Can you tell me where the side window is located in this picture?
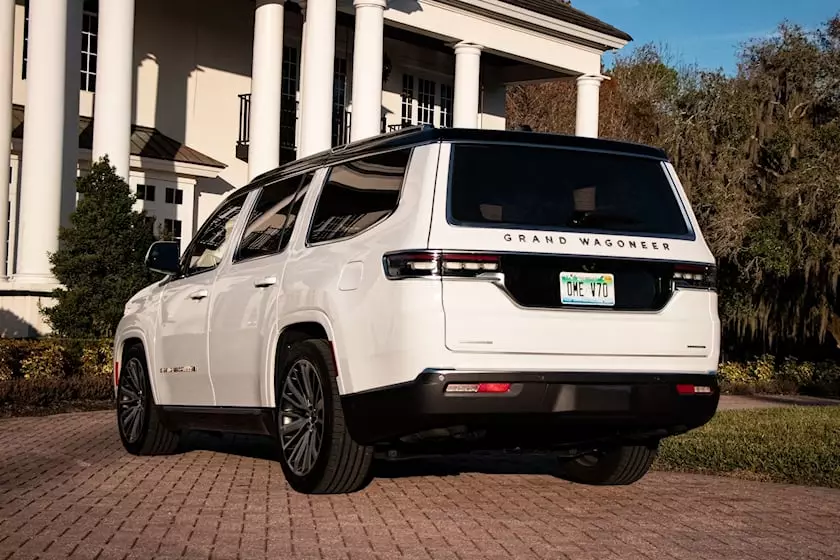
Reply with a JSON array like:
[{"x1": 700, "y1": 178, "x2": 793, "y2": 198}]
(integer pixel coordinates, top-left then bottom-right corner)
[
  {"x1": 235, "y1": 172, "x2": 315, "y2": 262},
  {"x1": 181, "y1": 194, "x2": 247, "y2": 277},
  {"x1": 307, "y1": 149, "x2": 411, "y2": 244}
]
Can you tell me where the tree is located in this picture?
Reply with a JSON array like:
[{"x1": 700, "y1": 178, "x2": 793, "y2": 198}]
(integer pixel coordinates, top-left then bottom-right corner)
[{"x1": 42, "y1": 157, "x2": 160, "y2": 339}]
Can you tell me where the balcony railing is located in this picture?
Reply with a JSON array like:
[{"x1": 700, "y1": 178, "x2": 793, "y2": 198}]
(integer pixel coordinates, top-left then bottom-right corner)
[
  {"x1": 236, "y1": 93, "x2": 299, "y2": 164},
  {"x1": 237, "y1": 93, "x2": 392, "y2": 163},
  {"x1": 387, "y1": 122, "x2": 414, "y2": 133},
  {"x1": 236, "y1": 93, "x2": 250, "y2": 161}
]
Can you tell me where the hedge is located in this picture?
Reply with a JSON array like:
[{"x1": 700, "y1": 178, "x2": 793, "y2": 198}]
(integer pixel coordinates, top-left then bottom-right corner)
[
  {"x1": 717, "y1": 355, "x2": 840, "y2": 398},
  {"x1": 0, "y1": 338, "x2": 114, "y2": 414},
  {"x1": 1, "y1": 338, "x2": 838, "y2": 415}
]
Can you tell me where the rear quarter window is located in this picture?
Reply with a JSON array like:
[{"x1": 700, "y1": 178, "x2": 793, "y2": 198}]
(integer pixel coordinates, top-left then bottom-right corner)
[
  {"x1": 307, "y1": 148, "x2": 411, "y2": 244},
  {"x1": 447, "y1": 144, "x2": 692, "y2": 238}
]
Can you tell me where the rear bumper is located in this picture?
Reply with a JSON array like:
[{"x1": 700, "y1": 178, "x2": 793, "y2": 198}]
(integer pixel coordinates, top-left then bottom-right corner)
[{"x1": 341, "y1": 370, "x2": 719, "y2": 447}]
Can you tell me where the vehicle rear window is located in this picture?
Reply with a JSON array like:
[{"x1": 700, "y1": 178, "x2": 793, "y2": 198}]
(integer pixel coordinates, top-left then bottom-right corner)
[{"x1": 447, "y1": 144, "x2": 691, "y2": 237}]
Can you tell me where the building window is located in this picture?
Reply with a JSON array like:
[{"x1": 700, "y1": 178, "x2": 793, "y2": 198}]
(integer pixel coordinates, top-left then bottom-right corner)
[
  {"x1": 417, "y1": 79, "x2": 436, "y2": 125},
  {"x1": 163, "y1": 219, "x2": 182, "y2": 244},
  {"x1": 22, "y1": 0, "x2": 99, "y2": 91},
  {"x1": 21, "y1": 2, "x2": 29, "y2": 80},
  {"x1": 165, "y1": 187, "x2": 183, "y2": 205},
  {"x1": 400, "y1": 75, "x2": 414, "y2": 126},
  {"x1": 281, "y1": 45, "x2": 299, "y2": 161},
  {"x1": 307, "y1": 149, "x2": 411, "y2": 245},
  {"x1": 136, "y1": 184, "x2": 156, "y2": 202},
  {"x1": 440, "y1": 84, "x2": 454, "y2": 128},
  {"x1": 332, "y1": 57, "x2": 348, "y2": 147},
  {"x1": 400, "y1": 74, "x2": 452, "y2": 128},
  {"x1": 80, "y1": 2, "x2": 98, "y2": 92}
]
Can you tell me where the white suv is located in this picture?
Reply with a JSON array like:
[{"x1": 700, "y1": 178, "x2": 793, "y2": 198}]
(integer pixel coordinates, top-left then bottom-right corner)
[{"x1": 113, "y1": 126, "x2": 720, "y2": 494}]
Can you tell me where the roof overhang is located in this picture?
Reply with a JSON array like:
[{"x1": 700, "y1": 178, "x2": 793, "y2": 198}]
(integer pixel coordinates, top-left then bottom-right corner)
[
  {"x1": 337, "y1": 0, "x2": 612, "y2": 77},
  {"x1": 440, "y1": 0, "x2": 631, "y2": 50}
]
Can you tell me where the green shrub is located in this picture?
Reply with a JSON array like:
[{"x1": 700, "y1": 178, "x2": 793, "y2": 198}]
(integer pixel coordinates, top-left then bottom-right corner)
[
  {"x1": 718, "y1": 361, "x2": 752, "y2": 384},
  {"x1": 748, "y1": 354, "x2": 776, "y2": 382},
  {"x1": 718, "y1": 355, "x2": 776, "y2": 384},
  {"x1": 81, "y1": 339, "x2": 113, "y2": 379},
  {"x1": 0, "y1": 339, "x2": 29, "y2": 381},
  {"x1": 810, "y1": 362, "x2": 840, "y2": 396},
  {"x1": 19, "y1": 340, "x2": 74, "y2": 380},
  {"x1": 717, "y1": 355, "x2": 840, "y2": 397},
  {"x1": 778, "y1": 357, "x2": 816, "y2": 385},
  {"x1": 0, "y1": 338, "x2": 112, "y2": 382}
]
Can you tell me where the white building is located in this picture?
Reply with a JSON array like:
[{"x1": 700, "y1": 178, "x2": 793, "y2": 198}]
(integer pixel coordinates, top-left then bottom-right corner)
[{"x1": 0, "y1": 0, "x2": 630, "y2": 336}]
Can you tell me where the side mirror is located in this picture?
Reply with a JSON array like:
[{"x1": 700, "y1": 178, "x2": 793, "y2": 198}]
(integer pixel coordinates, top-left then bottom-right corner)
[{"x1": 145, "y1": 241, "x2": 181, "y2": 276}]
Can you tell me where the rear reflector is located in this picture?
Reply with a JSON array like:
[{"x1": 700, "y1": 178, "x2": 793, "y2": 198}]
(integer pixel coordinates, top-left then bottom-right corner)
[
  {"x1": 114, "y1": 361, "x2": 120, "y2": 386},
  {"x1": 676, "y1": 384, "x2": 713, "y2": 395},
  {"x1": 446, "y1": 382, "x2": 511, "y2": 394}
]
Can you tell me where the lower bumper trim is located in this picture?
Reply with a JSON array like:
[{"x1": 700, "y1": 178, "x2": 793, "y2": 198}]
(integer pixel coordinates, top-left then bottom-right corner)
[{"x1": 341, "y1": 370, "x2": 719, "y2": 447}]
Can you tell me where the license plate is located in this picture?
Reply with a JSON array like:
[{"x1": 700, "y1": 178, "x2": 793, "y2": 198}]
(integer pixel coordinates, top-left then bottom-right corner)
[{"x1": 560, "y1": 272, "x2": 615, "y2": 306}]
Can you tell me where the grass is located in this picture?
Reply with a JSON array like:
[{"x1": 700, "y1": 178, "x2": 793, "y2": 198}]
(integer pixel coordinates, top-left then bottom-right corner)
[{"x1": 655, "y1": 406, "x2": 840, "y2": 488}]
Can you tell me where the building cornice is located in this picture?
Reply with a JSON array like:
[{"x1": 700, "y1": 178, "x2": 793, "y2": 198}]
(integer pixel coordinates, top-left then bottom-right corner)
[{"x1": 431, "y1": 0, "x2": 630, "y2": 51}]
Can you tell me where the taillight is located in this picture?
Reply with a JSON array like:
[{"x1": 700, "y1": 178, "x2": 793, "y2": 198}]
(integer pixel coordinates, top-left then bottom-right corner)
[
  {"x1": 384, "y1": 251, "x2": 501, "y2": 279},
  {"x1": 672, "y1": 263, "x2": 717, "y2": 291}
]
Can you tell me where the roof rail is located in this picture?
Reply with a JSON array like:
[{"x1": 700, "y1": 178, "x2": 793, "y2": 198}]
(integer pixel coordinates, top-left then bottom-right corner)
[{"x1": 329, "y1": 124, "x2": 427, "y2": 155}]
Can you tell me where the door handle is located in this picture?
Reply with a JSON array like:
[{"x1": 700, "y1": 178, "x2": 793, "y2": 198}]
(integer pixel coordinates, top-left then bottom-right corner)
[
  {"x1": 254, "y1": 276, "x2": 277, "y2": 288},
  {"x1": 189, "y1": 289, "x2": 209, "y2": 300}
]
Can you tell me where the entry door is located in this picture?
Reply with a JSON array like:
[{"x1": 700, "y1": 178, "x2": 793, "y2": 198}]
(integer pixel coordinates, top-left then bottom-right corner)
[
  {"x1": 153, "y1": 193, "x2": 248, "y2": 406},
  {"x1": 208, "y1": 172, "x2": 315, "y2": 407}
]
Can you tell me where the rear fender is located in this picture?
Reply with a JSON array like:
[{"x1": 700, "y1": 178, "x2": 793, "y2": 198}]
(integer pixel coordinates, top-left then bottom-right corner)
[{"x1": 264, "y1": 311, "x2": 341, "y2": 407}]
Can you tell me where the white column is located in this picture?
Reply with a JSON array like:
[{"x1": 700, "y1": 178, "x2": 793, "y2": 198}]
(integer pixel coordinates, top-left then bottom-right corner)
[
  {"x1": 349, "y1": 0, "x2": 385, "y2": 142},
  {"x1": 248, "y1": 0, "x2": 285, "y2": 180},
  {"x1": 298, "y1": 0, "x2": 335, "y2": 157},
  {"x1": 92, "y1": 0, "x2": 135, "y2": 180},
  {"x1": 0, "y1": 0, "x2": 15, "y2": 278},
  {"x1": 575, "y1": 74, "x2": 603, "y2": 138},
  {"x1": 453, "y1": 42, "x2": 482, "y2": 128},
  {"x1": 17, "y1": 0, "x2": 82, "y2": 283}
]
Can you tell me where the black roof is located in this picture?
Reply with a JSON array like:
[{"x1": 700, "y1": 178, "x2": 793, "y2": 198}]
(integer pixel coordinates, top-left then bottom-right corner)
[
  {"x1": 432, "y1": 0, "x2": 632, "y2": 47},
  {"x1": 12, "y1": 104, "x2": 226, "y2": 169},
  {"x1": 248, "y1": 126, "x2": 668, "y2": 190},
  {"x1": 498, "y1": 0, "x2": 632, "y2": 41}
]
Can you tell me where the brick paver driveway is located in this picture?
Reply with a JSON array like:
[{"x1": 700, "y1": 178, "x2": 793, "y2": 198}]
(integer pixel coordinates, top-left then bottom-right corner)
[{"x1": 1, "y1": 411, "x2": 839, "y2": 560}]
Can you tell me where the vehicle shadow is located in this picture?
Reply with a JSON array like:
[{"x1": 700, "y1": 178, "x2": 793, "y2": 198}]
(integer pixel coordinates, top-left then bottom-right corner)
[
  {"x1": 176, "y1": 431, "x2": 564, "y2": 479},
  {"x1": 177, "y1": 430, "x2": 280, "y2": 462},
  {"x1": 373, "y1": 452, "x2": 563, "y2": 479}
]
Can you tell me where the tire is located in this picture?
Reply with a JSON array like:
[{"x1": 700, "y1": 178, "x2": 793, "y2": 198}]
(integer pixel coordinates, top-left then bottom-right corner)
[
  {"x1": 556, "y1": 443, "x2": 658, "y2": 486},
  {"x1": 116, "y1": 344, "x2": 180, "y2": 456},
  {"x1": 275, "y1": 339, "x2": 373, "y2": 494}
]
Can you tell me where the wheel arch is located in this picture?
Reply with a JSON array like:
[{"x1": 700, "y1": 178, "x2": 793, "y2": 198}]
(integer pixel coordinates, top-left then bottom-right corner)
[
  {"x1": 264, "y1": 312, "x2": 344, "y2": 407},
  {"x1": 116, "y1": 331, "x2": 157, "y2": 402}
]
